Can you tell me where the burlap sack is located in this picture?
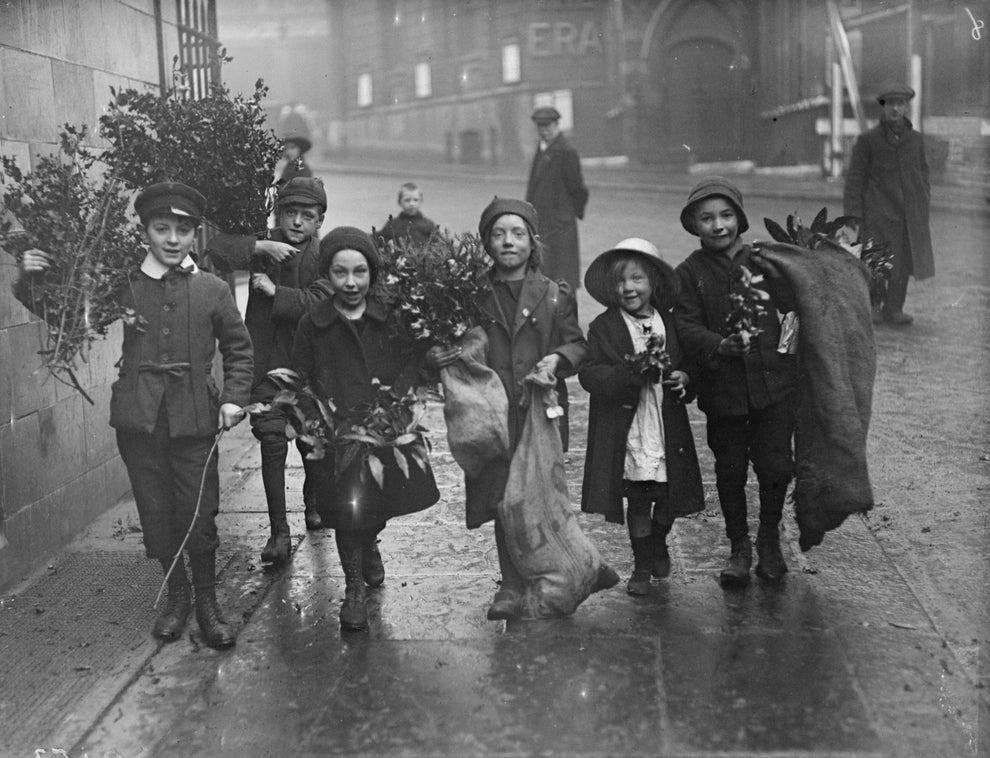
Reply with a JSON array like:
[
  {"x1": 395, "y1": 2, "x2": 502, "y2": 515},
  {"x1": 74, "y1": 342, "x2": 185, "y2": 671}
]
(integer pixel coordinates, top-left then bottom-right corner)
[{"x1": 499, "y1": 377, "x2": 619, "y2": 618}]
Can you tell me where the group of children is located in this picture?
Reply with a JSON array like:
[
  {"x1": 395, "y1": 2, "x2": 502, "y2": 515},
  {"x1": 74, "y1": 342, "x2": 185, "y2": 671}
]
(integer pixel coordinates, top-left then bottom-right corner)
[{"x1": 12, "y1": 169, "x2": 796, "y2": 645}]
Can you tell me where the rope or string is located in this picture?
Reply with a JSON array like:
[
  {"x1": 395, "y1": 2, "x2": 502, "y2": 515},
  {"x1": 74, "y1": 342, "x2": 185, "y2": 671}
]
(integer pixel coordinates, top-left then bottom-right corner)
[{"x1": 153, "y1": 427, "x2": 226, "y2": 608}]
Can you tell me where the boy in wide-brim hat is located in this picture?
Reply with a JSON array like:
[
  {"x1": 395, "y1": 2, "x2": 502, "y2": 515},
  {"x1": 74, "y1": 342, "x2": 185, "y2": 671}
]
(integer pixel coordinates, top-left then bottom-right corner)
[{"x1": 14, "y1": 181, "x2": 253, "y2": 649}]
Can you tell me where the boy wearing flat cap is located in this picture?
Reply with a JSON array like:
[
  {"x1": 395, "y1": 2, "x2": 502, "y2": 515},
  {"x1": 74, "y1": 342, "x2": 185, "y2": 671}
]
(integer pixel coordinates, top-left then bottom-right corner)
[
  {"x1": 673, "y1": 177, "x2": 797, "y2": 588},
  {"x1": 525, "y1": 106, "x2": 589, "y2": 289},
  {"x1": 14, "y1": 182, "x2": 253, "y2": 649},
  {"x1": 844, "y1": 82, "x2": 934, "y2": 326},
  {"x1": 206, "y1": 176, "x2": 332, "y2": 565}
]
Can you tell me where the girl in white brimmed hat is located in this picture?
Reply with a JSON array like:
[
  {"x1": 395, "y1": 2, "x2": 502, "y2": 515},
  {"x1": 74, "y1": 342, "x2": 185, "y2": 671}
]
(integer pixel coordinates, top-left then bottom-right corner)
[{"x1": 578, "y1": 239, "x2": 705, "y2": 595}]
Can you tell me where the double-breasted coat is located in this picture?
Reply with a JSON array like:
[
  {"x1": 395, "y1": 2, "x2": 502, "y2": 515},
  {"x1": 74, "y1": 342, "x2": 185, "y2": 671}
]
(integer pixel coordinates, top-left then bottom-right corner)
[
  {"x1": 463, "y1": 269, "x2": 587, "y2": 528},
  {"x1": 290, "y1": 297, "x2": 438, "y2": 530},
  {"x1": 579, "y1": 307, "x2": 704, "y2": 524},
  {"x1": 843, "y1": 119, "x2": 934, "y2": 280},
  {"x1": 525, "y1": 134, "x2": 589, "y2": 288}
]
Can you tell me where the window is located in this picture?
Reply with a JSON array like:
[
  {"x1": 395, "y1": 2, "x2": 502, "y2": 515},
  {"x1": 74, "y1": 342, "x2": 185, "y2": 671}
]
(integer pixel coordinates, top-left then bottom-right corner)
[
  {"x1": 502, "y1": 43, "x2": 521, "y2": 84},
  {"x1": 357, "y1": 73, "x2": 373, "y2": 107},
  {"x1": 174, "y1": 0, "x2": 219, "y2": 99},
  {"x1": 415, "y1": 62, "x2": 432, "y2": 98}
]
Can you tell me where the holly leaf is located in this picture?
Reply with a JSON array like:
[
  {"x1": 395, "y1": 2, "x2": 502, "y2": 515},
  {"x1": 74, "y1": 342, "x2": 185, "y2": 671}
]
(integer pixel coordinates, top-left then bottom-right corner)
[
  {"x1": 810, "y1": 207, "x2": 829, "y2": 234},
  {"x1": 367, "y1": 454, "x2": 385, "y2": 489},
  {"x1": 764, "y1": 218, "x2": 791, "y2": 243},
  {"x1": 392, "y1": 446, "x2": 410, "y2": 479}
]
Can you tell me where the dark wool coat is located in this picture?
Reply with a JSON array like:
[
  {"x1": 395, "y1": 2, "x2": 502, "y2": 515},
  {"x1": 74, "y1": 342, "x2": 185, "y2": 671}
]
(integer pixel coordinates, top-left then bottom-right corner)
[
  {"x1": 525, "y1": 133, "x2": 589, "y2": 288},
  {"x1": 674, "y1": 245, "x2": 797, "y2": 417},
  {"x1": 463, "y1": 269, "x2": 588, "y2": 528},
  {"x1": 15, "y1": 266, "x2": 254, "y2": 438},
  {"x1": 843, "y1": 118, "x2": 934, "y2": 280},
  {"x1": 579, "y1": 308, "x2": 704, "y2": 524},
  {"x1": 377, "y1": 212, "x2": 439, "y2": 248},
  {"x1": 290, "y1": 297, "x2": 437, "y2": 530},
  {"x1": 205, "y1": 229, "x2": 331, "y2": 397}
]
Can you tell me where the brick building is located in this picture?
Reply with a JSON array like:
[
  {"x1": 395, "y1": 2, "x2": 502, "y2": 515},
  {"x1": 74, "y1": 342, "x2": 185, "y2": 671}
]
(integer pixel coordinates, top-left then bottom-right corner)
[{"x1": 0, "y1": 0, "x2": 219, "y2": 591}]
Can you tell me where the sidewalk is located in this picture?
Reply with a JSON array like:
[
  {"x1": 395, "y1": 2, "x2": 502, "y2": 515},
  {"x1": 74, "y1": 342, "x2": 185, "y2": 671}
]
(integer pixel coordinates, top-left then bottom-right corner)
[
  {"x1": 0, "y1": 394, "x2": 980, "y2": 756},
  {"x1": 319, "y1": 152, "x2": 989, "y2": 216}
]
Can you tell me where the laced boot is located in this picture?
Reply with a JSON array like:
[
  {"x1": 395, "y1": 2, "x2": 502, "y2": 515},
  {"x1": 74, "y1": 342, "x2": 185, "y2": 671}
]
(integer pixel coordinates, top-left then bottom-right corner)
[
  {"x1": 488, "y1": 521, "x2": 522, "y2": 621},
  {"x1": 651, "y1": 523, "x2": 673, "y2": 579},
  {"x1": 336, "y1": 531, "x2": 368, "y2": 631},
  {"x1": 363, "y1": 535, "x2": 386, "y2": 588},
  {"x1": 189, "y1": 552, "x2": 236, "y2": 649},
  {"x1": 152, "y1": 557, "x2": 192, "y2": 642},
  {"x1": 719, "y1": 537, "x2": 752, "y2": 588},
  {"x1": 626, "y1": 537, "x2": 653, "y2": 596},
  {"x1": 755, "y1": 524, "x2": 788, "y2": 582}
]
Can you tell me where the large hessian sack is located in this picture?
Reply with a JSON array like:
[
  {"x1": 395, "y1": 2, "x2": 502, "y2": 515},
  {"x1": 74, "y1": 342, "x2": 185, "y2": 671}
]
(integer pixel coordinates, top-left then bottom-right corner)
[
  {"x1": 440, "y1": 326, "x2": 512, "y2": 528},
  {"x1": 499, "y1": 374, "x2": 619, "y2": 618}
]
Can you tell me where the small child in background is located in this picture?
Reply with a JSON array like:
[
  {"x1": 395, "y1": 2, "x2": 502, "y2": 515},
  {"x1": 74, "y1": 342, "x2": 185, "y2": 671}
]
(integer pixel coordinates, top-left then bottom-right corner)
[
  {"x1": 376, "y1": 182, "x2": 440, "y2": 249},
  {"x1": 579, "y1": 239, "x2": 704, "y2": 595}
]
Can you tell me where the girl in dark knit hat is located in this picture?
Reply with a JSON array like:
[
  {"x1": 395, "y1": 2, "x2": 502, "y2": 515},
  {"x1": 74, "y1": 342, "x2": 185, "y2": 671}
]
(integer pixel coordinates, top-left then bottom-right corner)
[
  {"x1": 292, "y1": 226, "x2": 439, "y2": 631},
  {"x1": 426, "y1": 197, "x2": 588, "y2": 621},
  {"x1": 673, "y1": 178, "x2": 797, "y2": 587}
]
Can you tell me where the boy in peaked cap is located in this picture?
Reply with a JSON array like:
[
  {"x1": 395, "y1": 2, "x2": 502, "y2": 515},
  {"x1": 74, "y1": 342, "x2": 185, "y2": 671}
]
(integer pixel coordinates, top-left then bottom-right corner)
[
  {"x1": 205, "y1": 176, "x2": 332, "y2": 565},
  {"x1": 673, "y1": 177, "x2": 797, "y2": 588},
  {"x1": 14, "y1": 181, "x2": 253, "y2": 649}
]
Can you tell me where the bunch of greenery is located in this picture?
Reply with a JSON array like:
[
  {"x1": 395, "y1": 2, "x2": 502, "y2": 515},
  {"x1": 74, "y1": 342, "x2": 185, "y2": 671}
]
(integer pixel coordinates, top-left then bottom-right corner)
[
  {"x1": 623, "y1": 331, "x2": 672, "y2": 384},
  {"x1": 725, "y1": 264, "x2": 770, "y2": 347},
  {"x1": 0, "y1": 125, "x2": 145, "y2": 403},
  {"x1": 99, "y1": 53, "x2": 282, "y2": 235},
  {"x1": 250, "y1": 370, "x2": 430, "y2": 491},
  {"x1": 378, "y1": 232, "x2": 492, "y2": 347}
]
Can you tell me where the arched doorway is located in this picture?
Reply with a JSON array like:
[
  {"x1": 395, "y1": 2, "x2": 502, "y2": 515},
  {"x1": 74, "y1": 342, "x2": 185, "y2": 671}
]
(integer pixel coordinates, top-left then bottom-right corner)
[{"x1": 633, "y1": 0, "x2": 755, "y2": 166}]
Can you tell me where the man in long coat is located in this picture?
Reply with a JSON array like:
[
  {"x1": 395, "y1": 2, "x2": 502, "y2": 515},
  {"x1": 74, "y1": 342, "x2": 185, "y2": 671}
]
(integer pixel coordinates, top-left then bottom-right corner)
[
  {"x1": 843, "y1": 82, "x2": 934, "y2": 326},
  {"x1": 525, "y1": 106, "x2": 589, "y2": 289}
]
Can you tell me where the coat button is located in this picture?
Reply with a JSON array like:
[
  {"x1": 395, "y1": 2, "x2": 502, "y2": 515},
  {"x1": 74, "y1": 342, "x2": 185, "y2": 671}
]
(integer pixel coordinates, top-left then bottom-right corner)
[
  {"x1": 161, "y1": 327, "x2": 171, "y2": 335},
  {"x1": 163, "y1": 303, "x2": 172, "y2": 311}
]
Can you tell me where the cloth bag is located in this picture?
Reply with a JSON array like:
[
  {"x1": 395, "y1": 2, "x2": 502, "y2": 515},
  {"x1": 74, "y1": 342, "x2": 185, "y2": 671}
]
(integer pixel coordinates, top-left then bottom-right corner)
[
  {"x1": 499, "y1": 371, "x2": 619, "y2": 618},
  {"x1": 440, "y1": 326, "x2": 513, "y2": 528},
  {"x1": 753, "y1": 242, "x2": 876, "y2": 551}
]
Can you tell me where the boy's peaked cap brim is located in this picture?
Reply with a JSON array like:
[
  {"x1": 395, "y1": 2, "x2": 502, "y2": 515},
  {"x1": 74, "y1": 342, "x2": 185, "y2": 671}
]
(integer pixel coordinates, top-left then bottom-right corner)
[
  {"x1": 680, "y1": 176, "x2": 749, "y2": 236},
  {"x1": 584, "y1": 238, "x2": 676, "y2": 308}
]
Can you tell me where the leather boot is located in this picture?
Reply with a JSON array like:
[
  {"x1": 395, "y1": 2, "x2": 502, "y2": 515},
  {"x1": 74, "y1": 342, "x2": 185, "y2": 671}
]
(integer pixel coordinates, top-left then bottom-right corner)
[
  {"x1": 189, "y1": 551, "x2": 236, "y2": 649},
  {"x1": 627, "y1": 537, "x2": 653, "y2": 596},
  {"x1": 719, "y1": 537, "x2": 752, "y2": 588},
  {"x1": 260, "y1": 527, "x2": 291, "y2": 565},
  {"x1": 304, "y1": 504, "x2": 324, "y2": 531},
  {"x1": 488, "y1": 521, "x2": 522, "y2": 621},
  {"x1": 153, "y1": 557, "x2": 191, "y2": 642},
  {"x1": 755, "y1": 524, "x2": 788, "y2": 582},
  {"x1": 363, "y1": 536, "x2": 386, "y2": 588},
  {"x1": 336, "y1": 531, "x2": 368, "y2": 631},
  {"x1": 651, "y1": 522, "x2": 673, "y2": 579}
]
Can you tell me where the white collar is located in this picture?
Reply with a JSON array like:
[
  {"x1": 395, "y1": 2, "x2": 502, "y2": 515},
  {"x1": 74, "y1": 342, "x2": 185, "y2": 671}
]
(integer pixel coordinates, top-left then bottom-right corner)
[{"x1": 140, "y1": 252, "x2": 198, "y2": 279}]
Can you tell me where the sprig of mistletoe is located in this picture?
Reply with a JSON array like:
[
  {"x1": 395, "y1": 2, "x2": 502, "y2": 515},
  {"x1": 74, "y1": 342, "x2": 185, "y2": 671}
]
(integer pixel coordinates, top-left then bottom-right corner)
[
  {"x1": 725, "y1": 265, "x2": 770, "y2": 347},
  {"x1": 623, "y1": 332, "x2": 671, "y2": 384},
  {"x1": 0, "y1": 125, "x2": 145, "y2": 403}
]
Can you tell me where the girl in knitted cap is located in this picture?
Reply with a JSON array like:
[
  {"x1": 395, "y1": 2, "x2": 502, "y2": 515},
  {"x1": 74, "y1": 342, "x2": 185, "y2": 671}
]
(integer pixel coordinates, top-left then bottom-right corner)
[
  {"x1": 426, "y1": 197, "x2": 587, "y2": 621},
  {"x1": 291, "y1": 226, "x2": 439, "y2": 631},
  {"x1": 579, "y1": 239, "x2": 704, "y2": 595},
  {"x1": 673, "y1": 177, "x2": 797, "y2": 587}
]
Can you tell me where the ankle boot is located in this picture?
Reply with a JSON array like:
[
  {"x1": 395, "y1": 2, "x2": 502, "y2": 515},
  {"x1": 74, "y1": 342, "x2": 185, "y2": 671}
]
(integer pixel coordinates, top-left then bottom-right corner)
[
  {"x1": 488, "y1": 521, "x2": 522, "y2": 620},
  {"x1": 363, "y1": 535, "x2": 385, "y2": 587},
  {"x1": 336, "y1": 531, "x2": 368, "y2": 631},
  {"x1": 189, "y1": 552, "x2": 236, "y2": 649},
  {"x1": 627, "y1": 537, "x2": 653, "y2": 596},
  {"x1": 755, "y1": 524, "x2": 788, "y2": 581},
  {"x1": 719, "y1": 537, "x2": 752, "y2": 588},
  {"x1": 651, "y1": 523, "x2": 673, "y2": 579},
  {"x1": 153, "y1": 557, "x2": 191, "y2": 642},
  {"x1": 260, "y1": 526, "x2": 291, "y2": 565},
  {"x1": 304, "y1": 504, "x2": 324, "y2": 531}
]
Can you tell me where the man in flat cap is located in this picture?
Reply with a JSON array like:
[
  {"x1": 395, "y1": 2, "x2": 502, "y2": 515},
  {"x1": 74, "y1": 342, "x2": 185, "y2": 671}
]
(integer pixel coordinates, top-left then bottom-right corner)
[
  {"x1": 525, "y1": 106, "x2": 589, "y2": 289},
  {"x1": 843, "y1": 82, "x2": 934, "y2": 326}
]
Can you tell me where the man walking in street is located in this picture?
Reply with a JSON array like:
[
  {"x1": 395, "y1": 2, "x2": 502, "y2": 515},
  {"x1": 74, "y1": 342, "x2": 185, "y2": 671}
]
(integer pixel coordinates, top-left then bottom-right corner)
[
  {"x1": 843, "y1": 82, "x2": 934, "y2": 326},
  {"x1": 525, "y1": 106, "x2": 589, "y2": 289}
]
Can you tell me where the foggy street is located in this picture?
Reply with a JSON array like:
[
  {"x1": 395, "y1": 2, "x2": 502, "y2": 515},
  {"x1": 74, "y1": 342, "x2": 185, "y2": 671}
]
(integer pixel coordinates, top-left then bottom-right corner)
[{"x1": 3, "y1": 167, "x2": 985, "y2": 757}]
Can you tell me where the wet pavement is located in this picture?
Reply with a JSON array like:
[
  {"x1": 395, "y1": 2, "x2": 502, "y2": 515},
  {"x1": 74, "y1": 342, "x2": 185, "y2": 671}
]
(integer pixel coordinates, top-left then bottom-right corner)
[{"x1": 1, "y1": 395, "x2": 980, "y2": 757}]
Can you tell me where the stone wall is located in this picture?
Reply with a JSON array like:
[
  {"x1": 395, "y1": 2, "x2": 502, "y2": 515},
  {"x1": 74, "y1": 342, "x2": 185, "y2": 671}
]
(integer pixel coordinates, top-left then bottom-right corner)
[{"x1": 0, "y1": 0, "x2": 185, "y2": 590}]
